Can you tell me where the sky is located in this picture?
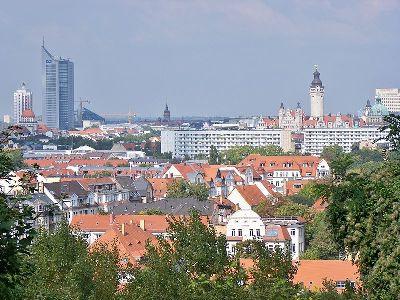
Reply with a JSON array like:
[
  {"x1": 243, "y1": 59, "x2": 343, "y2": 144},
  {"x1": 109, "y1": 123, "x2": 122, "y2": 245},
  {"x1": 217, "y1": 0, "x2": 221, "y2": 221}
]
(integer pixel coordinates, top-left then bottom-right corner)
[{"x1": 0, "y1": 0, "x2": 399, "y2": 119}]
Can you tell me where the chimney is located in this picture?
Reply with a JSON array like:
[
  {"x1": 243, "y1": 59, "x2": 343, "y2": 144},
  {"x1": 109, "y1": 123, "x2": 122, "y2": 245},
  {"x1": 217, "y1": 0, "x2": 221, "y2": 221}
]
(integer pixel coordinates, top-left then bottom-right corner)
[
  {"x1": 109, "y1": 213, "x2": 114, "y2": 224},
  {"x1": 139, "y1": 219, "x2": 145, "y2": 231},
  {"x1": 121, "y1": 223, "x2": 126, "y2": 236}
]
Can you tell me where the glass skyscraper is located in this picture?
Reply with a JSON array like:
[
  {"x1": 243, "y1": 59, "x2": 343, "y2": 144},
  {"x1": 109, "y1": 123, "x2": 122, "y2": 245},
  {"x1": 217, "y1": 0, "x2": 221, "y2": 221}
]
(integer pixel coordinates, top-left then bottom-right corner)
[{"x1": 42, "y1": 42, "x2": 74, "y2": 130}]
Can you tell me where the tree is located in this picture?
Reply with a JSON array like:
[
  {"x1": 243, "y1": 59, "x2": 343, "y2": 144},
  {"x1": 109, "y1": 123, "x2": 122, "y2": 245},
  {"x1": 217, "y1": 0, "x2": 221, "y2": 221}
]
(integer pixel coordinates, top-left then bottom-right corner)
[
  {"x1": 208, "y1": 145, "x2": 219, "y2": 165},
  {"x1": 235, "y1": 240, "x2": 300, "y2": 299},
  {"x1": 301, "y1": 212, "x2": 340, "y2": 260},
  {"x1": 23, "y1": 222, "x2": 121, "y2": 300},
  {"x1": 220, "y1": 145, "x2": 284, "y2": 165},
  {"x1": 166, "y1": 180, "x2": 209, "y2": 201},
  {"x1": 379, "y1": 114, "x2": 400, "y2": 150},
  {"x1": 121, "y1": 212, "x2": 246, "y2": 300},
  {"x1": 0, "y1": 127, "x2": 36, "y2": 299}
]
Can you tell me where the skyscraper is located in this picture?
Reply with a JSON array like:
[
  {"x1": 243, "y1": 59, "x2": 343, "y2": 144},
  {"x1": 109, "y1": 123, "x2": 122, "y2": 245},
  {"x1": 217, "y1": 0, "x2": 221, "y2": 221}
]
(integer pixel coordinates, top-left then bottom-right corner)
[
  {"x1": 42, "y1": 41, "x2": 74, "y2": 130},
  {"x1": 13, "y1": 82, "x2": 33, "y2": 124},
  {"x1": 309, "y1": 65, "x2": 324, "y2": 118}
]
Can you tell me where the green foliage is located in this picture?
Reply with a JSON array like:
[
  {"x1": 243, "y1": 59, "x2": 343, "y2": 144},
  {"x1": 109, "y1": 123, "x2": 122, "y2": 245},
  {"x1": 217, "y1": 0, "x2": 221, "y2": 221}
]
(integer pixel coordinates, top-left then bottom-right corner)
[
  {"x1": 321, "y1": 145, "x2": 345, "y2": 162},
  {"x1": 379, "y1": 114, "x2": 400, "y2": 149},
  {"x1": 166, "y1": 180, "x2": 209, "y2": 201},
  {"x1": 208, "y1": 145, "x2": 220, "y2": 165},
  {"x1": 121, "y1": 212, "x2": 246, "y2": 300},
  {"x1": 23, "y1": 222, "x2": 121, "y2": 300},
  {"x1": 301, "y1": 212, "x2": 340, "y2": 260},
  {"x1": 219, "y1": 145, "x2": 284, "y2": 165},
  {"x1": 325, "y1": 159, "x2": 400, "y2": 298},
  {"x1": 0, "y1": 128, "x2": 35, "y2": 299},
  {"x1": 275, "y1": 201, "x2": 313, "y2": 221}
]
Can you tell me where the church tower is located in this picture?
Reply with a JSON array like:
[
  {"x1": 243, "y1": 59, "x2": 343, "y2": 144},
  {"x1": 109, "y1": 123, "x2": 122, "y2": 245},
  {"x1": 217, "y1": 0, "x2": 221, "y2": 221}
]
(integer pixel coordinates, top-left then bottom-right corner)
[
  {"x1": 163, "y1": 103, "x2": 171, "y2": 122},
  {"x1": 309, "y1": 65, "x2": 324, "y2": 118}
]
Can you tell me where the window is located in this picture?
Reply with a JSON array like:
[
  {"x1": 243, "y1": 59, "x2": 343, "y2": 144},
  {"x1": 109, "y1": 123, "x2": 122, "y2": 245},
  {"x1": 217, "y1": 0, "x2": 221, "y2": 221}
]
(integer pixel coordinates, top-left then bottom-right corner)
[
  {"x1": 249, "y1": 229, "x2": 254, "y2": 236},
  {"x1": 238, "y1": 229, "x2": 243, "y2": 237},
  {"x1": 256, "y1": 229, "x2": 261, "y2": 236},
  {"x1": 292, "y1": 244, "x2": 296, "y2": 253},
  {"x1": 336, "y1": 281, "x2": 346, "y2": 289},
  {"x1": 290, "y1": 229, "x2": 296, "y2": 236},
  {"x1": 231, "y1": 229, "x2": 236, "y2": 236}
]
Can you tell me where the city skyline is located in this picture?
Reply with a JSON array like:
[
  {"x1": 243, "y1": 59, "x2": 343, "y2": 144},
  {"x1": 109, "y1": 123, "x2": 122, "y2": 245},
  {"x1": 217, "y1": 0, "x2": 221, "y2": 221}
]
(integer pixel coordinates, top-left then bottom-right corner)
[{"x1": 0, "y1": 1, "x2": 399, "y2": 119}]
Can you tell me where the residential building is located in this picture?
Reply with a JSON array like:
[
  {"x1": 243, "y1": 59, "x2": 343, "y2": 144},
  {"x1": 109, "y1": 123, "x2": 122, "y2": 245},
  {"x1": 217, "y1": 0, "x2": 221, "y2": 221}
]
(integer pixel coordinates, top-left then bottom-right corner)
[
  {"x1": 375, "y1": 88, "x2": 400, "y2": 112},
  {"x1": 237, "y1": 154, "x2": 330, "y2": 193},
  {"x1": 42, "y1": 41, "x2": 74, "y2": 130},
  {"x1": 262, "y1": 216, "x2": 305, "y2": 260},
  {"x1": 226, "y1": 210, "x2": 304, "y2": 259},
  {"x1": 293, "y1": 260, "x2": 359, "y2": 291},
  {"x1": 310, "y1": 65, "x2": 324, "y2": 118},
  {"x1": 13, "y1": 82, "x2": 33, "y2": 124},
  {"x1": 303, "y1": 127, "x2": 389, "y2": 155},
  {"x1": 161, "y1": 129, "x2": 282, "y2": 158}
]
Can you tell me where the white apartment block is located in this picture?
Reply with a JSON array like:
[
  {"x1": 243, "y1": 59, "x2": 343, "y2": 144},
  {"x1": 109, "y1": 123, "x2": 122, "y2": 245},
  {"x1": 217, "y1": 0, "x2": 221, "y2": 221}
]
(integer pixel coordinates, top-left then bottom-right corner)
[
  {"x1": 303, "y1": 127, "x2": 388, "y2": 155},
  {"x1": 375, "y1": 88, "x2": 400, "y2": 112},
  {"x1": 161, "y1": 129, "x2": 283, "y2": 158},
  {"x1": 13, "y1": 82, "x2": 33, "y2": 124}
]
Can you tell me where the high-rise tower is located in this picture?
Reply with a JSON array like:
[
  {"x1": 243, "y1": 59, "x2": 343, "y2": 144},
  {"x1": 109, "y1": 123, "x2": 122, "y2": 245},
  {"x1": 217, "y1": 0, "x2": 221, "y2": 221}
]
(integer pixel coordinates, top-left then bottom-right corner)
[
  {"x1": 42, "y1": 41, "x2": 74, "y2": 130},
  {"x1": 309, "y1": 65, "x2": 324, "y2": 118},
  {"x1": 13, "y1": 82, "x2": 33, "y2": 124}
]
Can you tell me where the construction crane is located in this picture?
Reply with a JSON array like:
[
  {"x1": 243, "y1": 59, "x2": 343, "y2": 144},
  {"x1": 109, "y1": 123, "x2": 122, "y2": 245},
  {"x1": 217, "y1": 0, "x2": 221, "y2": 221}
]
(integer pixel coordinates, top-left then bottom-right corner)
[
  {"x1": 101, "y1": 108, "x2": 137, "y2": 124},
  {"x1": 75, "y1": 98, "x2": 91, "y2": 124}
]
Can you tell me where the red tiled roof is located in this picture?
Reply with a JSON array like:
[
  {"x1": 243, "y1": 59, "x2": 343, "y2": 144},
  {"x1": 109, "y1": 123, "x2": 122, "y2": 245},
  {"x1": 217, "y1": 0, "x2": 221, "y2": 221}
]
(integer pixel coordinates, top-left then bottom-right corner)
[{"x1": 235, "y1": 185, "x2": 268, "y2": 207}]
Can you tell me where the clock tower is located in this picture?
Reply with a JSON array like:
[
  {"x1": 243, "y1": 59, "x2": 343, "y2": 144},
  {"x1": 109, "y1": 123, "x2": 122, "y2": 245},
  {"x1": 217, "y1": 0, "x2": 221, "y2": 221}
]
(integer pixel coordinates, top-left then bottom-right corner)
[{"x1": 309, "y1": 65, "x2": 324, "y2": 118}]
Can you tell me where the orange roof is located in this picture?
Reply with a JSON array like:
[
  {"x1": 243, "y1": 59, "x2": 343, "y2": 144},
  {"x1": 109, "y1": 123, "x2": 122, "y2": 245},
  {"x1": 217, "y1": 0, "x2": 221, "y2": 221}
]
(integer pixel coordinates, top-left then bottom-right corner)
[
  {"x1": 147, "y1": 178, "x2": 175, "y2": 199},
  {"x1": 293, "y1": 260, "x2": 360, "y2": 291},
  {"x1": 167, "y1": 163, "x2": 204, "y2": 179},
  {"x1": 90, "y1": 223, "x2": 156, "y2": 265},
  {"x1": 235, "y1": 185, "x2": 268, "y2": 207},
  {"x1": 285, "y1": 179, "x2": 310, "y2": 196},
  {"x1": 312, "y1": 197, "x2": 329, "y2": 212},
  {"x1": 71, "y1": 214, "x2": 176, "y2": 234}
]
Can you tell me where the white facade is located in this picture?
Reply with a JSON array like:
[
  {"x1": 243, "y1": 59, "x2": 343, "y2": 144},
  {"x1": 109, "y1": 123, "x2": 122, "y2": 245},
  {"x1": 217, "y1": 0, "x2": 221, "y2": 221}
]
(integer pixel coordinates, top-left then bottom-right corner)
[
  {"x1": 161, "y1": 129, "x2": 282, "y2": 158},
  {"x1": 13, "y1": 83, "x2": 33, "y2": 124},
  {"x1": 375, "y1": 88, "x2": 400, "y2": 112},
  {"x1": 310, "y1": 67, "x2": 324, "y2": 118},
  {"x1": 303, "y1": 127, "x2": 389, "y2": 155}
]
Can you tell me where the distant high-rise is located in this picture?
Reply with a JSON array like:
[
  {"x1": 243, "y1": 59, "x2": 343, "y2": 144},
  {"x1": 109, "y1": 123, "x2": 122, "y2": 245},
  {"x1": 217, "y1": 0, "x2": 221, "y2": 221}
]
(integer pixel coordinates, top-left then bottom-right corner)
[
  {"x1": 13, "y1": 82, "x2": 33, "y2": 124},
  {"x1": 309, "y1": 65, "x2": 324, "y2": 118},
  {"x1": 42, "y1": 41, "x2": 74, "y2": 130},
  {"x1": 375, "y1": 88, "x2": 400, "y2": 113}
]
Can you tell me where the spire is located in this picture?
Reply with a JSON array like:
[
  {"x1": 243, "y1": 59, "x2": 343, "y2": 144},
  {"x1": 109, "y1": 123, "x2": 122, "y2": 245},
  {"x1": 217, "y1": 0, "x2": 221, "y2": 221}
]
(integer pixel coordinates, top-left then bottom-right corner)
[
  {"x1": 366, "y1": 99, "x2": 371, "y2": 107},
  {"x1": 21, "y1": 82, "x2": 26, "y2": 89},
  {"x1": 310, "y1": 65, "x2": 323, "y2": 87},
  {"x1": 297, "y1": 102, "x2": 301, "y2": 109},
  {"x1": 280, "y1": 102, "x2": 284, "y2": 109},
  {"x1": 42, "y1": 36, "x2": 45, "y2": 47}
]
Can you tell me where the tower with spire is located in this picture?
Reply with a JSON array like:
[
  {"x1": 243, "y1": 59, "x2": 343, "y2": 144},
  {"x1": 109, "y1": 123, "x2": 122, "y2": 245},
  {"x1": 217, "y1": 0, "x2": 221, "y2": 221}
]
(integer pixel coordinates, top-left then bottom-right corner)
[
  {"x1": 163, "y1": 103, "x2": 171, "y2": 122},
  {"x1": 309, "y1": 65, "x2": 324, "y2": 118}
]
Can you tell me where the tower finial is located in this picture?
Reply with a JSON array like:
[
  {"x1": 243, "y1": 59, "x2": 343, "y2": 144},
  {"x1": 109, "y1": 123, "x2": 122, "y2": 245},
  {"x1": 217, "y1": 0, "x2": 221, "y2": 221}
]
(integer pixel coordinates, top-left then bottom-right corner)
[
  {"x1": 314, "y1": 64, "x2": 318, "y2": 71},
  {"x1": 42, "y1": 36, "x2": 45, "y2": 47}
]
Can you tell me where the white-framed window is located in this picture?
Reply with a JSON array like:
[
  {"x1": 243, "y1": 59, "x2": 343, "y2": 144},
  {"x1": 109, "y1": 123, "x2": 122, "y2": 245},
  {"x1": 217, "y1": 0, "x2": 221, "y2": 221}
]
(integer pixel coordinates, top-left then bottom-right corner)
[
  {"x1": 231, "y1": 229, "x2": 236, "y2": 236},
  {"x1": 256, "y1": 229, "x2": 261, "y2": 236},
  {"x1": 249, "y1": 229, "x2": 254, "y2": 236},
  {"x1": 238, "y1": 229, "x2": 243, "y2": 237},
  {"x1": 290, "y1": 229, "x2": 296, "y2": 236},
  {"x1": 292, "y1": 244, "x2": 296, "y2": 253}
]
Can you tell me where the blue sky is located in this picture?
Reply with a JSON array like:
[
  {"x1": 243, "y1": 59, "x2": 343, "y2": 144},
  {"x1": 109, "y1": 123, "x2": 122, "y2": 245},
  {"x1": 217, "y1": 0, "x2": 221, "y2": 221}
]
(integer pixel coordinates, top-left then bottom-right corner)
[{"x1": 0, "y1": 0, "x2": 399, "y2": 118}]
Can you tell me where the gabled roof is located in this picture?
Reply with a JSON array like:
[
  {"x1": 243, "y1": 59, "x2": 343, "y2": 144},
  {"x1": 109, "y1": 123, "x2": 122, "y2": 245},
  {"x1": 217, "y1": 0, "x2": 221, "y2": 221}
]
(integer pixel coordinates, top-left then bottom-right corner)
[
  {"x1": 147, "y1": 178, "x2": 175, "y2": 199},
  {"x1": 91, "y1": 223, "x2": 156, "y2": 265},
  {"x1": 234, "y1": 185, "x2": 268, "y2": 207}
]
